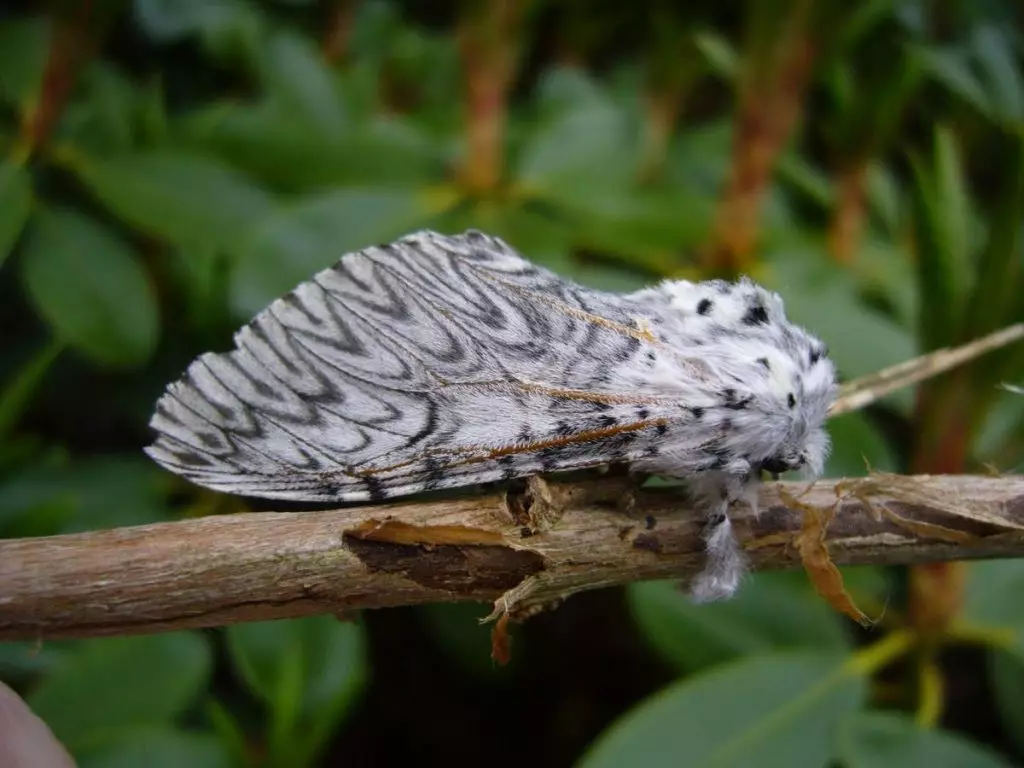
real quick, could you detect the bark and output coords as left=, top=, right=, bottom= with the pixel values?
left=2, top=474, right=1022, bottom=641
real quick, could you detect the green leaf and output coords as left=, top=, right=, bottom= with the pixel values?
left=965, top=135, right=1024, bottom=338
left=134, top=0, right=250, bottom=40
left=825, top=412, right=899, bottom=477
left=916, top=47, right=992, bottom=119
left=138, top=78, right=169, bottom=144
left=766, top=249, right=917, bottom=382
left=21, top=207, right=159, bottom=367
left=909, top=127, right=974, bottom=349
left=776, top=153, right=835, bottom=210
left=0, top=15, right=49, bottom=107
left=231, top=187, right=434, bottom=318
left=875, top=58, right=925, bottom=150
left=515, top=69, right=636, bottom=206
left=865, top=163, right=903, bottom=238
left=969, top=25, right=1024, bottom=122
left=831, top=0, right=901, bottom=54
left=76, top=728, right=233, bottom=768
left=920, top=26, right=1024, bottom=125
left=693, top=31, right=738, bottom=80
left=665, top=119, right=732, bottom=196
left=836, top=712, right=1014, bottom=767
left=134, top=0, right=266, bottom=70
left=578, top=652, right=865, bottom=768
left=259, top=32, right=344, bottom=134
left=0, top=339, right=62, bottom=440
left=990, top=649, right=1024, bottom=758
left=0, top=454, right=171, bottom=537
left=628, top=576, right=850, bottom=674
left=0, top=640, right=76, bottom=682
left=853, top=238, right=919, bottom=335
left=963, top=560, right=1024, bottom=640
left=57, top=62, right=139, bottom=153
left=226, top=616, right=366, bottom=764
left=572, top=187, right=715, bottom=271
left=204, top=698, right=251, bottom=768
left=182, top=103, right=439, bottom=189
left=975, top=387, right=1024, bottom=464
left=28, top=633, right=213, bottom=751
left=70, top=150, right=274, bottom=250
left=0, top=159, right=32, bottom=267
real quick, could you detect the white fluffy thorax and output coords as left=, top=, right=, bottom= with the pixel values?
left=623, top=276, right=837, bottom=478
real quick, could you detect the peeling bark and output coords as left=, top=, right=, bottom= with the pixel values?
left=1, top=474, right=1022, bottom=641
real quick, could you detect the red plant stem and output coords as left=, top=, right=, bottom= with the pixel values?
left=908, top=373, right=973, bottom=634
left=323, top=0, right=358, bottom=63
left=706, top=9, right=815, bottom=273
left=457, top=0, right=524, bottom=194
left=638, top=85, right=685, bottom=183
left=828, top=160, right=869, bottom=265
left=20, top=1, right=95, bottom=156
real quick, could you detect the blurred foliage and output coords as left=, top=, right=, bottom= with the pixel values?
left=1, top=0, right=1023, bottom=765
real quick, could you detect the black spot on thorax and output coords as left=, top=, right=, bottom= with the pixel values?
left=742, top=304, right=769, bottom=325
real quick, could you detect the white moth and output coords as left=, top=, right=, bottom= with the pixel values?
left=146, top=230, right=836, bottom=601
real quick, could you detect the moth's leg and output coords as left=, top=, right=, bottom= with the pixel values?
left=690, top=504, right=744, bottom=602
left=687, top=467, right=755, bottom=603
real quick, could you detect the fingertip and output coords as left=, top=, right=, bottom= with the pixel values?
left=0, top=681, right=76, bottom=768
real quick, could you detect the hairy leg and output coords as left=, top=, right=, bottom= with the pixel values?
left=687, top=468, right=758, bottom=602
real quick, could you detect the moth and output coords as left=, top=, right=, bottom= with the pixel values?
left=146, top=230, right=836, bottom=601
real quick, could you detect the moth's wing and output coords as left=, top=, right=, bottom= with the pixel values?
left=145, top=230, right=673, bottom=502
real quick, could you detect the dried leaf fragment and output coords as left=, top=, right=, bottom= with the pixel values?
left=782, top=488, right=872, bottom=626
left=491, top=612, right=512, bottom=666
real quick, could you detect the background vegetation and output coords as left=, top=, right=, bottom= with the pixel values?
left=1, top=0, right=1024, bottom=765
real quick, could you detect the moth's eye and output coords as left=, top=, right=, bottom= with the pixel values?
left=761, top=457, right=794, bottom=475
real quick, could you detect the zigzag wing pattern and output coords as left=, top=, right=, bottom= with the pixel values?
left=145, top=230, right=672, bottom=501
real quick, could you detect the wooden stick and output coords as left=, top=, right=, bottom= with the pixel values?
left=2, top=474, right=1022, bottom=640
left=831, top=323, right=1024, bottom=416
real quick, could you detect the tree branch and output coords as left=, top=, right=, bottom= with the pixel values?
left=2, top=474, right=1022, bottom=641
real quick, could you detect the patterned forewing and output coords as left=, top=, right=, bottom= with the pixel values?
left=146, top=231, right=671, bottom=501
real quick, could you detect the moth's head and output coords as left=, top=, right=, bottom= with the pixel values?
left=759, top=419, right=830, bottom=479
left=683, top=278, right=837, bottom=479
left=754, top=326, right=836, bottom=479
